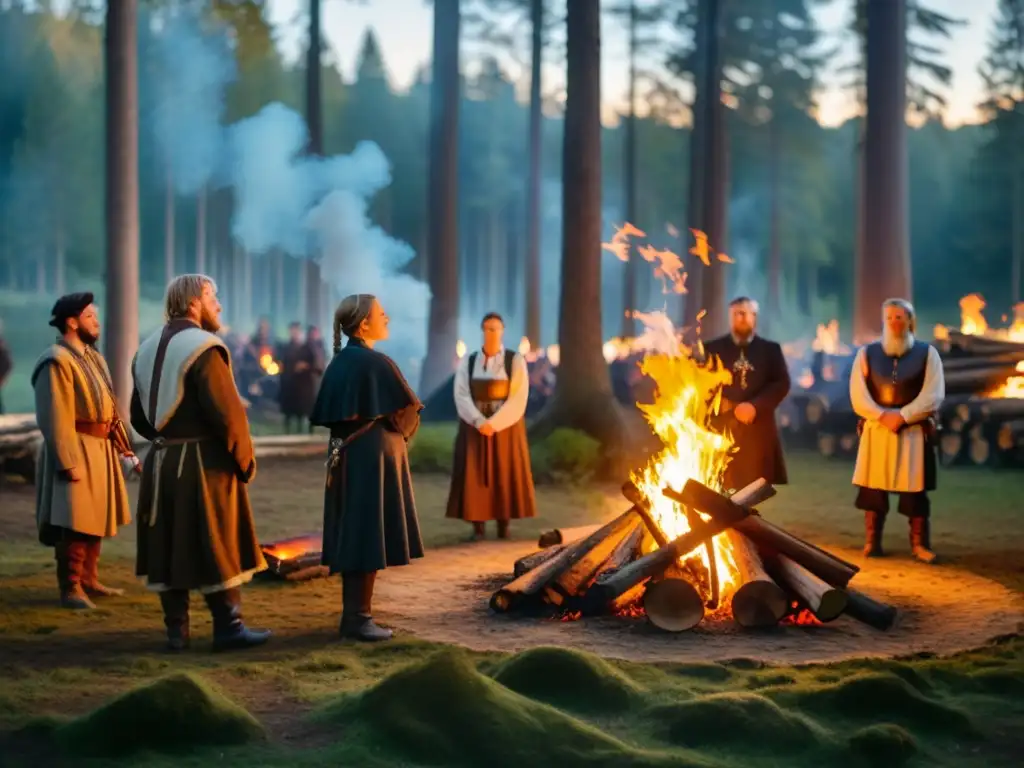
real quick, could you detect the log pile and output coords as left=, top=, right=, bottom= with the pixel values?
left=781, top=333, right=1024, bottom=469
left=0, top=415, right=331, bottom=483
left=492, top=478, right=898, bottom=633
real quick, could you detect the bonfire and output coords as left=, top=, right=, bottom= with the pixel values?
left=489, top=227, right=894, bottom=634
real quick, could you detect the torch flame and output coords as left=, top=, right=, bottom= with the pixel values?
left=518, top=336, right=532, bottom=356
left=810, top=320, right=850, bottom=355
left=960, top=293, right=988, bottom=336
left=258, top=353, right=280, bottom=376
left=455, top=340, right=467, bottom=359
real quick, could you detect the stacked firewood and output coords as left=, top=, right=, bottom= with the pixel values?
left=491, top=478, right=897, bottom=633
left=780, top=333, right=1024, bottom=468
left=0, top=414, right=41, bottom=484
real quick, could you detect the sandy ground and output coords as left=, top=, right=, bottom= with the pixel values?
left=370, top=539, right=1024, bottom=665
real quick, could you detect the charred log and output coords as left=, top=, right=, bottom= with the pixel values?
left=662, top=487, right=860, bottom=587
left=844, top=587, right=898, bottom=630
left=514, top=545, right=567, bottom=578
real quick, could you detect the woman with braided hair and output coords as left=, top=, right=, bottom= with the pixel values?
left=310, top=294, right=424, bottom=641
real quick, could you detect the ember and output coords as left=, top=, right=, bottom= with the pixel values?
left=259, top=534, right=327, bottom=581
left=259, top=352, right=280, bottom=376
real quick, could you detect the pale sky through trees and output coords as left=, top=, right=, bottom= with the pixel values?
left=267, top=0, right=998, bottom=127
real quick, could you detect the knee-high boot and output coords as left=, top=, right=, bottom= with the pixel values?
left=56, top=540, right=94, bottom=610
left=863, top=511, right=885, bottom=557
left=340, top=571, right=392, bottom=641
left=909, top=517, right=937, bottom=564
left=204, top=588, right=272, bottom=652
left=83, top=540, right=124, bottom=597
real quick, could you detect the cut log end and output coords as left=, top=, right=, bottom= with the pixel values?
left=815, top=589, right=849, bottom=623
left=730, top=581, right=788, bottom=628
left=643, top=578, right=705, bottom=632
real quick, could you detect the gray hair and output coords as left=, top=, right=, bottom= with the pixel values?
left=882, top=297, right=915, bottom=332
left=729, top=296, right=760, bottom=313
left=165, top=274, right=217, bottom=321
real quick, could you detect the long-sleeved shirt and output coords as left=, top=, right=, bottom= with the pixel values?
left=849, top=342, right=945, bottom=492
left=453, top=348, right=530, bottom=433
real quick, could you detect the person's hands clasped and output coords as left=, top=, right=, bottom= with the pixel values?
left=879, top=411, right=905, bottom=433
left=734, top=402, right=757, bottom=425
left=478, top=422, right=496, bottom=437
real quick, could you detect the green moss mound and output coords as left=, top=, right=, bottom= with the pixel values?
left=847, top=723, right=918, bottom=766
left=668, top=662, right=734, bottom=682
left=779, top=673, right=977, bottom=737
left=491, top=646, right=644, bottom=713
left=648, top=692, right=824, bottom=752
left=55, top=672, right=265, bottom=757
left=334, top=648, right=701, bottom=768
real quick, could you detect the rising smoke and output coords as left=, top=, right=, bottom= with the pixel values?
left=150, top=12, right=430, bottom=372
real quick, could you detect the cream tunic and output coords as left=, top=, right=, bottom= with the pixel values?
left=453, top=348, right=530, bottom=433
left=850, top=342, right=945, bottom=493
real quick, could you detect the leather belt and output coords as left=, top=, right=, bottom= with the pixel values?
left=75, top=420, right=112, bottom=439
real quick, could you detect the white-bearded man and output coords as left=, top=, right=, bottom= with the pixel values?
left=849, top=298, right=944, bottom=563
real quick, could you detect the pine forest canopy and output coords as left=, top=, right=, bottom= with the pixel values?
left=0, top=0, right=1021, bottom=402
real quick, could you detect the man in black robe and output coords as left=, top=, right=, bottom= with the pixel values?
left=277, top=322, right=307, bottom=433
left=703, top=297, right=791, bottom=491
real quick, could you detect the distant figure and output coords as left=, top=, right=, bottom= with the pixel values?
left=0, top=319, right=11, bottom=414
left=446, top=312, right=537, bottom=541
left=849, top=298, right=943, bottom=563
left=239, top=317, right=276, bottom=394
left=31, top=293, right=136, bottom=609
left=311, top=294, right=424, bottom=642
left=277, top=322, right=308, bottom=433
left=297, top=325, right=327, bottom=431
left=703, top=297, right=791, bottom=491
left=131, top=274, right=270, bottom=652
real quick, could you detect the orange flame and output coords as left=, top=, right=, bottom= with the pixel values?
left=986, top=360, right=1024, bottom=399
left=258, top=353, right=280, bottom=376
left=810, top=320, right=850, bottom=355
left=602, top=223, right=731, bottom=295
left=455, top=340, right=467, bottom=359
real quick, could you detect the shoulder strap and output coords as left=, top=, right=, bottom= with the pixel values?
left=467, top=352, right=477, bottom=378
left=504, top=349, right=515, bottom=379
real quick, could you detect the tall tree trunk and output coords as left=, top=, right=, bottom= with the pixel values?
left=195, top=184, right=207, bottom=273
left=766, top=110, right=782, bottom=332
left=104, top=0, right=139, bottom=410
left=488, top=205, right=503, bottom=315
left=164, top=171, right=175, bottom=285
left=696, top=0, right=728, bottom=340
left=683, top=0, right=710, bottom=330
left=420, top=0, right=462, bottom=395
left=506, top=201, right=520, bottom=321
left=304, top=0, right=323, bottom=328
left=525, top=0, right=543, bottom=348
left=35, top=250, right=46, bottom=294
left=274, top=250, right=285, bottom=325
left=1013, top=152, right=1022, bottom=305
left=54, top=222, right=66, bottom=296
left=856, top=0, right=910, bottom=341
left=532, top=0, right=623, bottom=446
left=621, top=0, right=638, bottom=337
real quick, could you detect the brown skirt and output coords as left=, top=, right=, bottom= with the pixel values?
left=446, top=419, right=538, bottom=522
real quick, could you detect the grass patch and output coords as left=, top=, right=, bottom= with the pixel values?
left=847, top=723, right=918, bottom=765
left=321, top=647, right=698, bottom=768
left=53, top=672, right=264, bottom=757
left=490, top=646, right=646, bottom=713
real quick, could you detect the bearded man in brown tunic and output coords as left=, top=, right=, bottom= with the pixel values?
left=131, top=275, right=270, bottom=652
left=446, top=312, right=537, bottom=540
left=32, top=293, right=137, bottom=609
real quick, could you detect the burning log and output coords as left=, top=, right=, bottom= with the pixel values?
left=643, top=565, right=705, bottom=632
left=513, top=545, right=567, bottom=577
left=259, top=534, right=325, bottom=579
left=937, top=331, right=1024, bottom=357
left=546, top=516, right=643, bottom=605
left=721, top=530, right=788, bottom=628
left=943, top=365, right=1022, bottom=395
left=583, top=479, right=776, bottom=612
left=770, top=554, right=848, bottom=622
left=662, top=488, right=860, bottom=588
left=941, top=351, right=1024, bottom=371
left=844, top=587, right=898, bottom=630
left=491, top=509, right=640, bottom=613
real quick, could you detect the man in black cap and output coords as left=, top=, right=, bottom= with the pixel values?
left=31, top=292, right=137, bottom=609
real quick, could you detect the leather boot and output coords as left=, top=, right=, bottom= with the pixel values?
left=206, top=588, right=272, bottom=652
left=496, top=520, right=510, bottom=540
left=57, top=541, right=95, bottom=610
left=160, top=590, right=191, bottom=651
left=909, top=517, right=937, bottom=564
left=82, top=540, right=125, bottom=597
left=862, top=511, right=885, bottom=557
left=468, top=522, right=485, bottom=542
left=340, top=571, right=392, bottom=641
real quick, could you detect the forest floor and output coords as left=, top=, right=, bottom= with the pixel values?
left=0, top=450, right=1021, bottom=767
